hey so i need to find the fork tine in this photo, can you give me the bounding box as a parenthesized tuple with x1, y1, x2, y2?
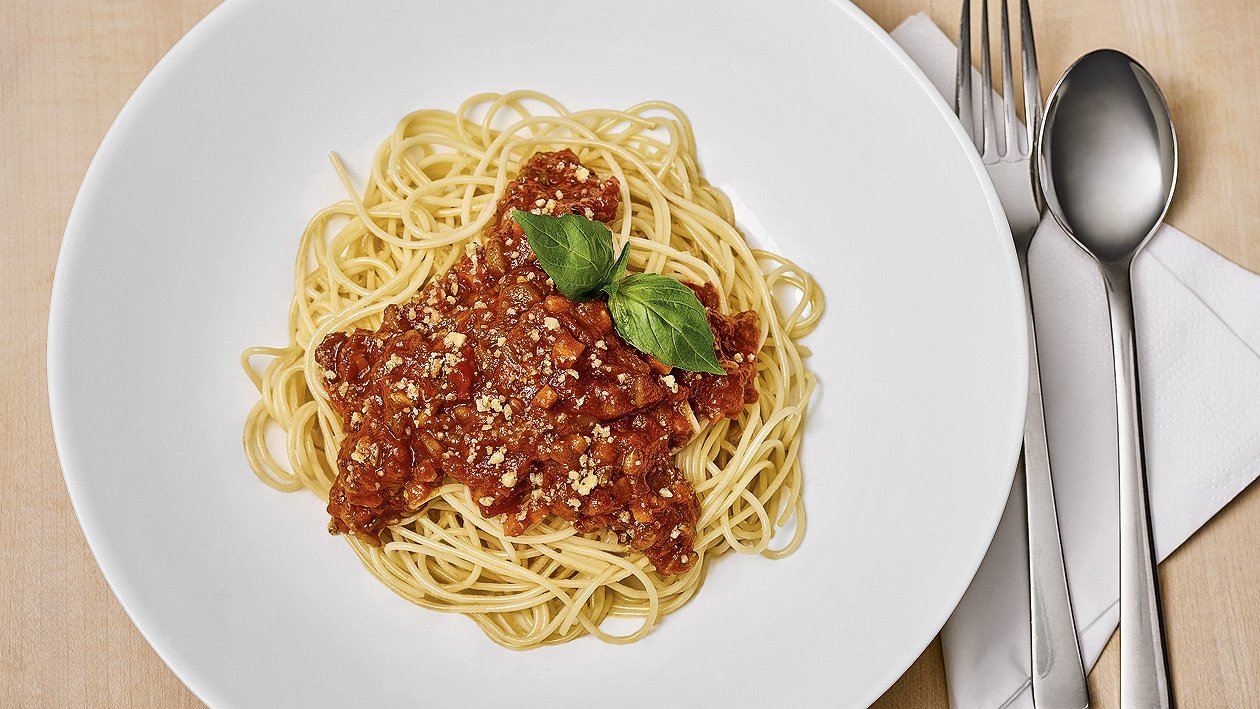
(998, 0, 1019, 156)
(955, 0, 977, 148)
(1021, 0, 1042, 156)
(979, 0, 996, 159)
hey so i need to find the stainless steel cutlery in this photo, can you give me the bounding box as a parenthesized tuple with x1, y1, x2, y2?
(955, 2, 1089, 707)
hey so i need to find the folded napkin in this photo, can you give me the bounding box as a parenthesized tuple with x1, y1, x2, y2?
(892, 13, 1260, 709)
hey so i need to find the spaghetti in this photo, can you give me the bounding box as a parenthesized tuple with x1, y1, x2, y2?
(242, 92, 822, 649)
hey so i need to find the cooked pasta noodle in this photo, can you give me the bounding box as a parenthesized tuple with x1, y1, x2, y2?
(242, 91, 822, 649)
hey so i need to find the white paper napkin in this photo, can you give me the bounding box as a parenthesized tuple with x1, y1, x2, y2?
(891, 13, 1260, 709)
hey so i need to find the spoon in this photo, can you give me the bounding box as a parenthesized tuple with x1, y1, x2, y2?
(1038, 49, 1177, 708)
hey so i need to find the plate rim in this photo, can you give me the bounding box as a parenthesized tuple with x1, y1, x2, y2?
(46, 1, 1026, 706)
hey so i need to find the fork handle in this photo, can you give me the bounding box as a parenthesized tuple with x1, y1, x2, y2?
(1020, 250, 1090, 709)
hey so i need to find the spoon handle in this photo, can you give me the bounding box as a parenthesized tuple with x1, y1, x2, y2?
(1019, 253, 1089, 709)
(1102, 265, 1174, 709)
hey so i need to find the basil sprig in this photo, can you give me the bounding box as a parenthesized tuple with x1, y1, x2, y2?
(513, 209, 725, 375)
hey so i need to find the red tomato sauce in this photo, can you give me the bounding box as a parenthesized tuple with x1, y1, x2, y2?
(314, 151, 759, 575)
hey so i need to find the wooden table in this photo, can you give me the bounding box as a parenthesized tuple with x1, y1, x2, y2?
(3, 1, 1257, 706)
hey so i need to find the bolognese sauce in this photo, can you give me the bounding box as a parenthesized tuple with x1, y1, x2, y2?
(314, 150, 760, 575)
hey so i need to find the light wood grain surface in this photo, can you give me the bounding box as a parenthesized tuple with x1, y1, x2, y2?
(2, 1, 1257, 706)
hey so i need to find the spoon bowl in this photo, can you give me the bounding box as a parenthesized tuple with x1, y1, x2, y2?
(1040, 49, 1177, 265)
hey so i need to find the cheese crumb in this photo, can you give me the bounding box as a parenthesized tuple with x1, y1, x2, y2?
(349, 439, 373, 464)
(479, 496, 495, 506)
(575, 473, 599, 495)
(444, 331, 467, 348)
(383, 353, 403, 372)
(661, 374, 678, 393)
(543, 317, 560, 331)
(500, 471, 518, 487)
(574, 166, 590, 182)
(659, 488, 674, 498)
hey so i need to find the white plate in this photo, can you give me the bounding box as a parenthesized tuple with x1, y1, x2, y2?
(49, 1, 1026, 706)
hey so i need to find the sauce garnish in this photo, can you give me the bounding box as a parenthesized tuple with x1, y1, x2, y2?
(315, 151, 759, 575)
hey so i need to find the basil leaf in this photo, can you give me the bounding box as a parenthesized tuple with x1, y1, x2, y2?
(601, 278, 619, 300)
(513, 210, 615, 302)
(607, 246, 629, 290)
(606, 274, 726, 375)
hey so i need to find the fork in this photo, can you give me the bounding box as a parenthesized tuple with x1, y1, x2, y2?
(956, 2, 1090, 708)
